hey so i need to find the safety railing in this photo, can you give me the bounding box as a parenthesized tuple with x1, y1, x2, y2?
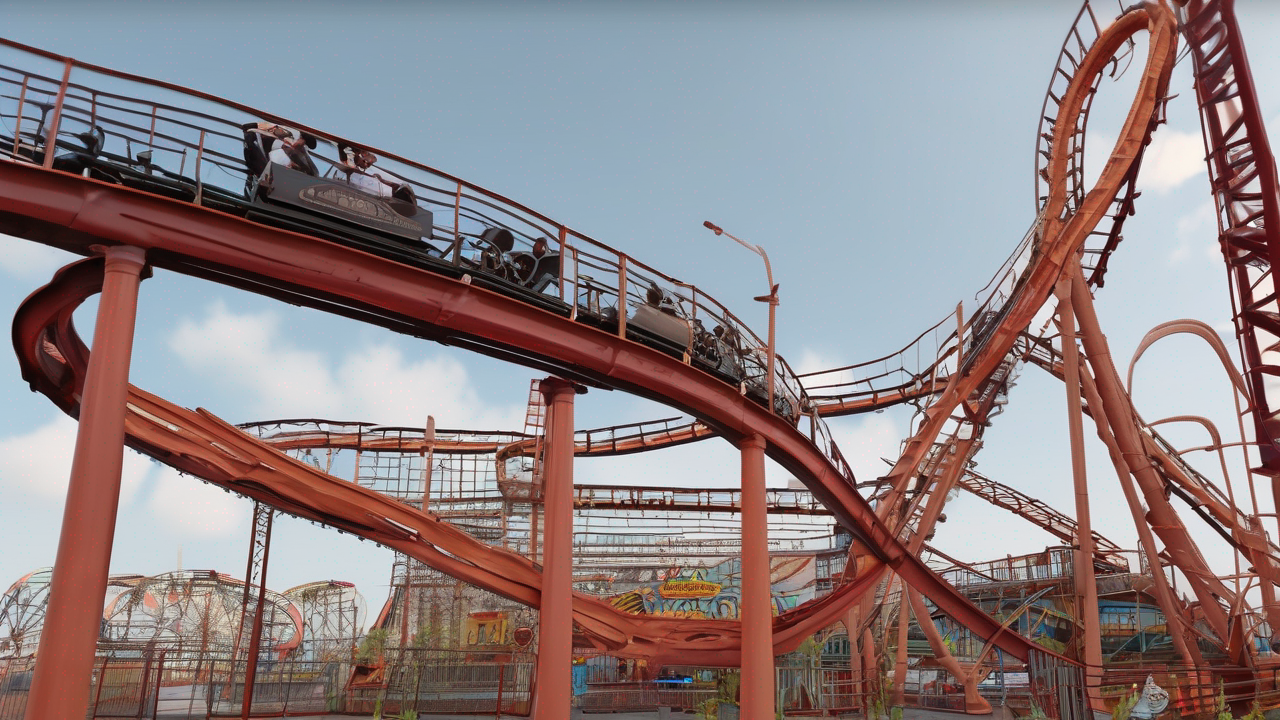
(937, 546, 1075, 589)
(344, 649, 534, 717)
(242, 415, 711, 459)
(0, 38, 846, 481)
(1096, 664, 1279, 716)
(571, 485, 832, 514)
(797, 212, 1044, 414)
(0, 657, 32, 720)
(797, 0, 1154, 415)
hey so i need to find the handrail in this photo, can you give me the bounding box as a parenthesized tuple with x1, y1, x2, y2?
(0, 37, 847, 476)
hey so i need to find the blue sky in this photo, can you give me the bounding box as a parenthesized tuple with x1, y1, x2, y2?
(1, 3, 1279, 626)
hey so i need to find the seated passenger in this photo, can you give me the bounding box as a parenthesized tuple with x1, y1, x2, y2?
(245, 122, 316, 175)
(334, 148, 398, 199)
(513, 237, 561, 292)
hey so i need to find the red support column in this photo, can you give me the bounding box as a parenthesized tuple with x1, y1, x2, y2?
(240, 508, 274, 720)
(531, 378, 580, 719)
(25, 245, 147, 720)
(739, 433, 776, 717)
(890, 579, 909, 708)
(1054, 276, 1104, 707)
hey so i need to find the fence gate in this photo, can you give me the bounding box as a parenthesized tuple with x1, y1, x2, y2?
(1028, 648, 1087, 720)
(90, 651, 164, 719)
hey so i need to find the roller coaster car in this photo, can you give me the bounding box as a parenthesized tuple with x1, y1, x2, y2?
(627, 285, 794, 417)
(253, 162, 433, 245)
(740, 356, 797, 419)
(625, 283, 696, 357)
(48, 126, 105, 174)
(468, 227, 561, 294)
(0, 120, 116, 184)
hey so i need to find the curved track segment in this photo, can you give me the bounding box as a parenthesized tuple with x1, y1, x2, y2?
(810, 3, 1183, 668)
(873, 3, 1177, 526)
(0, 1, 1178, 667)
(1180, 0, 1280, 516)
(7, 209, 1037, 663)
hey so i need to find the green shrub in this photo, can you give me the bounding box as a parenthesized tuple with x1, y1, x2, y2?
(718, 670, 741, 703)
(356, 628, 389, 665)
(1113, 686, 1139, 720)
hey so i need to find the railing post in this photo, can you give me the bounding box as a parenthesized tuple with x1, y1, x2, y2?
(92, 654, 109, 718)
(137, 648, 154, 720)
(452, 181, 463, 266)
(557, 227, 568, 303)
(617, 256, 628, 339)
(194, 130, 206, 206)
(569, 248, 580, 322)
(151, 651, 166, 720)
(11, 76, 28, 159)
(42, 59, 73, 170)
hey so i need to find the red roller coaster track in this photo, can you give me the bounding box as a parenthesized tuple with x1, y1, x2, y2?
(5, 0, 1280, 716)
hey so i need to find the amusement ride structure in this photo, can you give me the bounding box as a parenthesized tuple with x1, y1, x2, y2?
(0, 0, 1278, 718)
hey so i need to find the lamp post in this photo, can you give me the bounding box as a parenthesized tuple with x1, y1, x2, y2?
(703, 221, 779, 415)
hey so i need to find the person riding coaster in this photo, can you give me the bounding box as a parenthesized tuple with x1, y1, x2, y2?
(243, 122, 319, 179)
(241, 124, 432, 242)
(333, 144, 418, 217)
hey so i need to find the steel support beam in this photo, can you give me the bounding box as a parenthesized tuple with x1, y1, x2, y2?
(531, 378, 579, 719)
(1072, 270, 1233, 649)
(1054, 275, 1104, 705)
(25, 245, 146, 720)
(739, 433, 776, 718)
(240, 505, 274, 720)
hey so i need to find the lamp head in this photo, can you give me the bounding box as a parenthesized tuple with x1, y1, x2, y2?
(753, 284, 780, 304)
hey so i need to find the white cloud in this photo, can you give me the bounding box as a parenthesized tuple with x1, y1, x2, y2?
(169, 301, 524, 430)
(1085, 126, 1202, 197)
(0, 415, 151, 504)
(144, 468, 245, 538)
(0, 234, 75, 281)
(0, 416, 238, 540)
(1169, 200, 1216, 265)
(827, 411, 903, 485)
(793, 348, 838, 377)
(1082, 132, 1115, 191)
(1142, 128, 1207, 194)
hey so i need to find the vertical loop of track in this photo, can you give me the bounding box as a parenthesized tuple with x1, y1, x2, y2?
(0, 0, 1203, 671)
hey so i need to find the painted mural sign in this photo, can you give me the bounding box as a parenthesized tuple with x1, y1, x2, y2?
(609, 558, 814, 620)
(658, 578, 722, 599)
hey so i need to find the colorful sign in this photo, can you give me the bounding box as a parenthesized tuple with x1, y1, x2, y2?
(658, 579, 722, 599)
(608, 558, 815, 620)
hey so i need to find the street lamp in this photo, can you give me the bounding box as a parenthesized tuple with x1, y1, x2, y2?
(703, 220, 780, 415)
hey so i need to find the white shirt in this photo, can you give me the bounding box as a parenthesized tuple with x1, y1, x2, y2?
(267, 130, 304, 169)
(347, 166, 393, 198)
(268, 139, 293, 168)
